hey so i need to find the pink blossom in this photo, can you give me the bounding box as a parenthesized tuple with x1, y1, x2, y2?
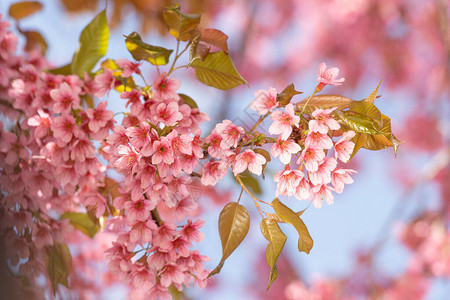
(153, 72, 180, 100)
(27, 109, 51, 139)
(114, 145, 142, 174)
(295, 178, 311, 200)
(50, 82, 80, 114)
(85, 101, 114, 133)
(297, 147, 325, 172)
(250, 87, 279, 115)
(331, 168, 357, 193)
(51, 115, 78, 144)
(308, 108, 340, 134)
(205, 129, 223, 158)
(131, 263, 155, 289)
(316, 62, 345, 87)
(152, 137, 174, 165)
(83, 193, 107, 218)
(269, 103, 300, 140)
(334, 130, 356, 163)
(308, 157, 338, 185)
(215, 119, 244, 149)
(0, 31, 17, 59)
(167, 130, 193, 156)
(94, 70, 115, 98)
(115, 58, 142, 77)
(159, 263, 185, 287)
(310, 184, 334, 208)
(70, 138, 95, 162)
(271, 137, 302, 164)
(305, 131, 333, 149)
(129, 220, 157, 244)
(124, 199, 155, 223)
(201, 160, 227, 186)
(181, 220, 205, 243)
(153, 102, 183, 126)
(274, 167, 304, 197)
(233, 149, 266, 176)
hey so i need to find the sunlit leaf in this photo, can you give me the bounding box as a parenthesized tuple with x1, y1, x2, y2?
(265, 208, 306, 223)
(48, 63, 71, 75)
(349, 132, 368, 161)
(162, 5, 201, 41)
(209, 202, 250, 277)
(260, 218, 287, 290)
(46, 243, 72, 295)
(101, 59, 122, 76)
(238, 170, 262, 195)
(124, 32, 173, 65)
(200, 29, 229, 53)
(114, 76, 137, 93)
(191, 51, 247, 90)
(348, 101, 382, 128)
(337, 110, 383, 135)
(61, 212, 99, 238)
(179, 93, 198, 108)
(296, 95, 355, 112)
(272, 198, 313, 254)
(9, 1, 42, 20)
(277, 83, 302, 107)
(363, 79, 382, 104)
(72, 9, 109, 76)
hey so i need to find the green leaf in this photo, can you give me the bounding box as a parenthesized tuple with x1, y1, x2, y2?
(209, 202, 250, 277)
(337, 110, 383, 135)
(363, 79, 382, 104)
(296, 95, 355, 112)
(124, 32, 173, 65)
(348, 101, 382, 128)
(277, 83, 302, 107)
(179, 93, 198, 108)
(191, 51, 247, 90)
(162, 5, 201, 41)
(48, 63, 72, 75)
(188, 33, 204, 66)
(272, 198, 313, 254)
(61, 212, 99, 238)
(71, 9, 109, 76)
(9, 1, 42, 20)
(238, 170, 262, 195)
(200, 29, 229, 53)
(46, 243, 72, 295)
(348, 132, 368, 161)
(260, 218, 287, 290)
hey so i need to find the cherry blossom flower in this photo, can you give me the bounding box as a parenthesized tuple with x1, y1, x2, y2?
(215, 119, 245, 149)
(331, 168, 357, 193)
(271, 137, 302, 164)
(115, 58, 142, 77)
(274, 167, 304, 196)
(305, 131, 333, 149)
(233, 149, 266, 176)
(308, 157, 338, 185)
(85, 101, 114, 133)
(334, 130, 356, 163)
(250, 87, 279, 115)
(308, 108, 340, 134)
(152, 137, 174, 165)
(297, 147, 325, 172)
(205, 129, 223, 158)
(153, 72, 180, 100)
(310, 184, 334, 208)
(50, 82, 80, 114)
(201, 160, 227, 186)
(94, 69, 115, 98)
(295, 178, 311, 200)
(51, 115, 78, 144)
(316, 62, 345, 89)
(153, 102, 183, 126)
(27, 109, 51, 139)
(269, 103, 300, 140)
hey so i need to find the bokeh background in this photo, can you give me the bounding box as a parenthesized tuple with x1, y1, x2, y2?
(1, 0, 449, 299)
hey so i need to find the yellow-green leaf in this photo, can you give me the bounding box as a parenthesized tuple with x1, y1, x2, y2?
(348, 101, 382, 128)
(179, 93, 198, 108)
(209, 202, 250, 277)
(163, 5, 201, 41)
(277, 83, 302, 107)
(348, 132, 368, 161)
(48, 63, 72, 75)
(46, 243, 72, 295)
(272, 198, 313, 254)
(363, 79, 382, 104)
(72, 9, 109, 76)
(190, 51, 247, 90)
(9, 1, 42, 20)
(260, 218, 287, 290)
(337, 110, 383, 135)
(61, 212, 99, 238)
(238, 170, 262, 195)
(124, 32, 173, 65)
(296, 95, 355, 112)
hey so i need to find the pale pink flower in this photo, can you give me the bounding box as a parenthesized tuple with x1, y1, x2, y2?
(107, 125, 128, 147)
(153, 72, 180, 100)
(205, 129, 223, 158)
(274, 167, 304, 197)
(269, 103, 300, 140)
(310, 184, 334, 208)
(0, 31, 17, 59)
(271, 137, 302, 164)
(159, 263, 185, 287)
(70, 138, 95, 162)
(233, 149, 266, 176)
(181, 220, 205, 243)
(331, 168, 357, 193)
(115, 58, 142, 77)
(50, 82, 80, 114)
(250, 87, 279, 115)
(308, 108, 340, 134)
(124, 199, 155, 223)
(215, 119, 245, 149)
(86, 101, 114, 133)
(191, 135, 204, 158)
(201, 160, 227, 186)
(129, 220, 157, 244)
(94, 69, 115, 98)
(114, 145, 142, 174)
(83, 193, 107, 218)
(297, 147, 325, 172)
(316, 62, 345, 86)
(131, 263, 155, 289)
(51, 115, 78, 144)
(27, 109, 51, 139)
(153, 102, 183, 126)
(305, 131, 333, 149)
(308, 157, 337, 185)
(32, 223, 53, 249)
(167, 130, 193, 156)
(294, 178, 311, 200)
(152, 137, 174, 165)
(126, 122, 152, 150)
(334, 130, 356, 163)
